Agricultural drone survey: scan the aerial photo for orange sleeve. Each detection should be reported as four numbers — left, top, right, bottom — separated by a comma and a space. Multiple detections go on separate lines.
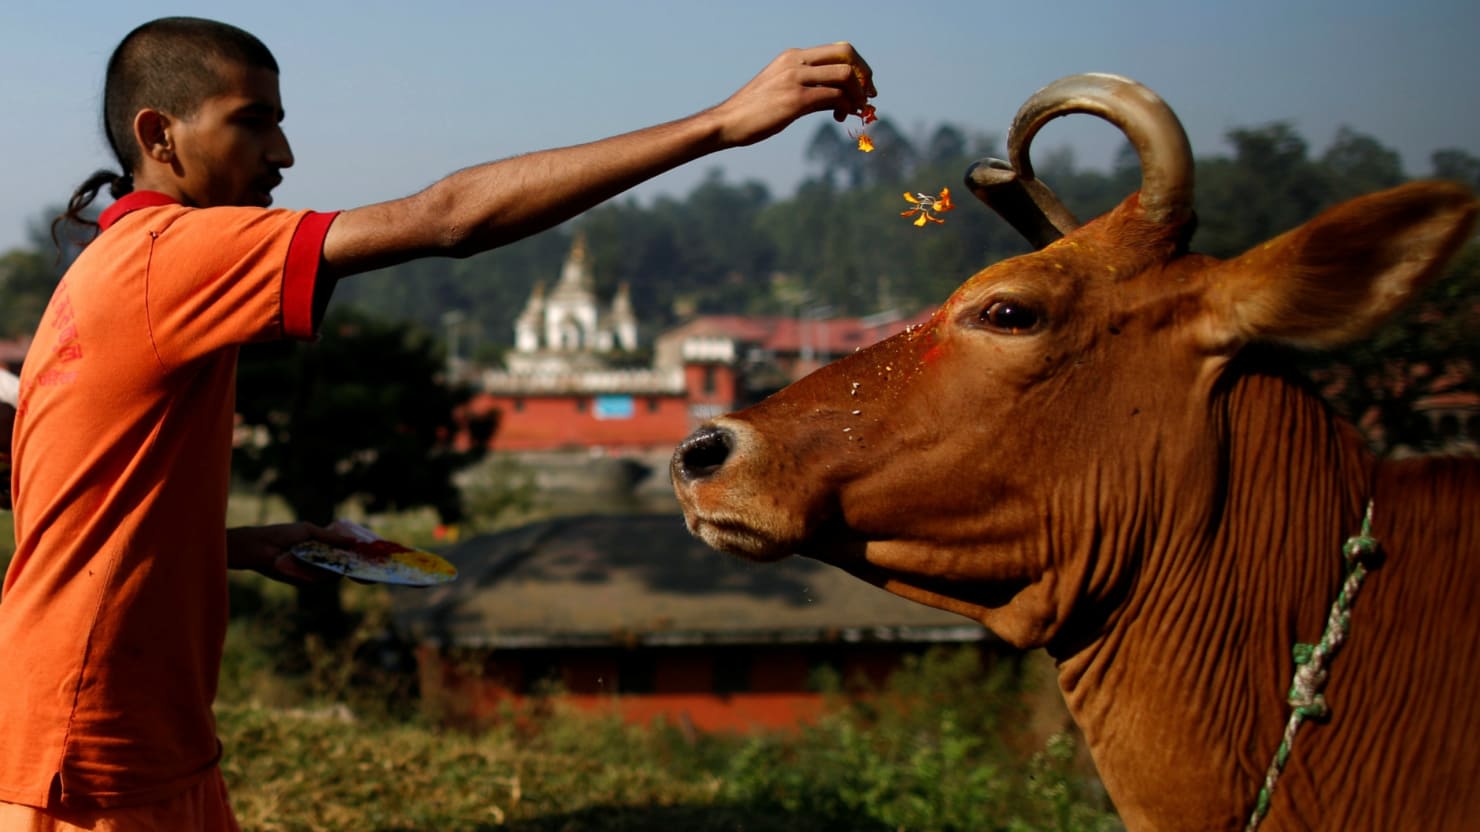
141, 206, 339, 368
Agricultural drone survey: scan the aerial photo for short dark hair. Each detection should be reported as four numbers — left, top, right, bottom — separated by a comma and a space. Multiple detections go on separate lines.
56, 17, 279, 243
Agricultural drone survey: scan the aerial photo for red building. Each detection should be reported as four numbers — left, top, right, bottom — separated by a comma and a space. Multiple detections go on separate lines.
390, 513, 993, 732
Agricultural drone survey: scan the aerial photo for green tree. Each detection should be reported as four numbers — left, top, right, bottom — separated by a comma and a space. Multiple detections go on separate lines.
1193, 122, 1334, 257
1431, 148, 1480, 192
1322, 126, 1406, 200
0, 207, 94, 338
233, 308, 492, 636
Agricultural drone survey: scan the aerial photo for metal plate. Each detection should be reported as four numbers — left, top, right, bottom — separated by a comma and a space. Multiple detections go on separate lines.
289, 522, 457, 586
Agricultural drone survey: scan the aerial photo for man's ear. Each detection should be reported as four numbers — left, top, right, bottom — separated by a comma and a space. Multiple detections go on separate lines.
1199, 181, 1477, 351
132, 108, 175, 165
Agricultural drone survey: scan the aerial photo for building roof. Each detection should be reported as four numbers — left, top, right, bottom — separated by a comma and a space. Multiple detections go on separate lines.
390, 513, 986, 649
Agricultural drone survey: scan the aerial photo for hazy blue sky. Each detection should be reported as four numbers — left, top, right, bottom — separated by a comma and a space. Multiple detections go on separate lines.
2, 0, 1476, 251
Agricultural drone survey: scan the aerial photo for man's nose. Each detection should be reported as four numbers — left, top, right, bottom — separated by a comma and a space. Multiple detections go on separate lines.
270, 128, 295, 168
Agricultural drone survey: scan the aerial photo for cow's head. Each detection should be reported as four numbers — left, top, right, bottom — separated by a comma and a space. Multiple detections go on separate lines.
670, 74, 1477, 649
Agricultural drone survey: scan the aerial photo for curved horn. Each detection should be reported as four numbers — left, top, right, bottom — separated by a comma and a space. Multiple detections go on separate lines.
965, 158, 1080, 249
1010, 72, 1193, 227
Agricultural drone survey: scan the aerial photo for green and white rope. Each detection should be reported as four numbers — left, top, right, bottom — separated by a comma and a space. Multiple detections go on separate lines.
1245, 500, 1380, 831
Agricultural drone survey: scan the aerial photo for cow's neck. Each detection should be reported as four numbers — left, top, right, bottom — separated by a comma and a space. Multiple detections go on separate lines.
1051, 368, 1376, 830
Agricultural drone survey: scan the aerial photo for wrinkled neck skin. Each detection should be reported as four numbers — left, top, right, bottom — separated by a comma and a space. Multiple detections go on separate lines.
1053, 359, 1480, 830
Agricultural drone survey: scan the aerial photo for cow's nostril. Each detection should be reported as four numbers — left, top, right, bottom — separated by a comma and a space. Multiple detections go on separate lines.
675, 426, 734, 481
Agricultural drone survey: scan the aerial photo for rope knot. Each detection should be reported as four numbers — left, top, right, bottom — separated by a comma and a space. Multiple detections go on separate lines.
1288, 685, 1330, 719
1287, 655, 1331, 720
1341, 502, 1382, 567
1291, 642, 1315, 666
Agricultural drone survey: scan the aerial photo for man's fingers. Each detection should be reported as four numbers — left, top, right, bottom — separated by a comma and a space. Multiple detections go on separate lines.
272, 552, 337, 585
795, 42, 875, 96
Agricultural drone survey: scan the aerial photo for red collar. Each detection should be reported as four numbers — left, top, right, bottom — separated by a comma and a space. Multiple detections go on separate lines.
98, 190, 181, 232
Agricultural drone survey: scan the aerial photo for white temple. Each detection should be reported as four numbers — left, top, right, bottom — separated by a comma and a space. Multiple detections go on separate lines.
506, 234, 637, 374
484, 234, 682, 395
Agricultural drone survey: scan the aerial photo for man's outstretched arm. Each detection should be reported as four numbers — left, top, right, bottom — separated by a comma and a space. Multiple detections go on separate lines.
320, 43, 874, 279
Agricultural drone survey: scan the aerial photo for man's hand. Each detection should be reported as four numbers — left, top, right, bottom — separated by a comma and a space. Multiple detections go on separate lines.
712, 42, 877, 148
226, 522, 360, 585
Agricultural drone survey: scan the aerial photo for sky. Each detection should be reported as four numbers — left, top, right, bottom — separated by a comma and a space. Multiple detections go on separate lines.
2, 0, 1477, 251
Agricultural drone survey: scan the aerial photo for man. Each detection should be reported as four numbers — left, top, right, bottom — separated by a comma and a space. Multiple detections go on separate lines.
0, 16, 873, 830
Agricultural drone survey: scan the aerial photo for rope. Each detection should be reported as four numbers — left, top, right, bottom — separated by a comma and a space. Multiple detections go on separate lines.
1245, 500, 1380, 831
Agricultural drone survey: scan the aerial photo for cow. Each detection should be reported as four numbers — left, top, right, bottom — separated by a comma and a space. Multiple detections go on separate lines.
670, 73, 1479, 831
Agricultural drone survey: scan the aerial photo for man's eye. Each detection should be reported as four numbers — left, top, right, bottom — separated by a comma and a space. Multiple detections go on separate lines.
980, 300, 1040, 333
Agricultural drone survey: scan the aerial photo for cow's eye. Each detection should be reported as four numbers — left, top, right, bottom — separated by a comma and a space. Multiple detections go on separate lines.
980, 299, 1040, 333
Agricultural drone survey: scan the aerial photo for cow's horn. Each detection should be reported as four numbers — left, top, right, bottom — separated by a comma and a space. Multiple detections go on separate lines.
965, 158, 1080, 249
1008, 72, 1194, 227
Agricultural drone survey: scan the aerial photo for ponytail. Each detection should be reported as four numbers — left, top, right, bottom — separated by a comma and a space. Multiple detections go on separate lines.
50, 169, 134, 253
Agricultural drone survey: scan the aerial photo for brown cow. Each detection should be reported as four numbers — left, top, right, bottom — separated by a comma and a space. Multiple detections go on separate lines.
671, 74, 1479, 831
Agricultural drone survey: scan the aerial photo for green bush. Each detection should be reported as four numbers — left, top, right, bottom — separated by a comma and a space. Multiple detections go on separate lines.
719, 647, 1122, 831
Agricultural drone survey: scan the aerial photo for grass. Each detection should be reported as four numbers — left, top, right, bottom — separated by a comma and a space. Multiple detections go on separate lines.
216, 674, 1122, 832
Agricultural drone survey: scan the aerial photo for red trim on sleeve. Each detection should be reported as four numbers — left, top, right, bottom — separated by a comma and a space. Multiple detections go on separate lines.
97, 191, 180, 232
281, 211, 339, 340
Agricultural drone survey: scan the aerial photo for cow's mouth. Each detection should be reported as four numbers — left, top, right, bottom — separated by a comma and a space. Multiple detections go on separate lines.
683, 511, 798, 562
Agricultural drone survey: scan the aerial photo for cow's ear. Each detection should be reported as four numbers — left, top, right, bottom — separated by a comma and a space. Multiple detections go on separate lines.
1199, 181, 1477, 351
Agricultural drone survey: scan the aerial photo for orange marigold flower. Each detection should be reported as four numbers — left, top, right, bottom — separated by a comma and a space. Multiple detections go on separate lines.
900, 188, 955, 226
850, 104, 878, 153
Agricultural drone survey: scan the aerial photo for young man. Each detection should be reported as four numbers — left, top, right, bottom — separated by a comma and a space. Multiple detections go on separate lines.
0, 16, 874, 830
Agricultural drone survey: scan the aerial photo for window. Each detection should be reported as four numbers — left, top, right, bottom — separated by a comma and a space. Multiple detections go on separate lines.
618, 652, 655, 694
713, 649, 751, 694
520, 654, 561, 694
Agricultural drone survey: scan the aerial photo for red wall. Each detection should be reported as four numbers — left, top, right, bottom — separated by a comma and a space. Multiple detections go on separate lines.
683, 363, 738, 408
471, 392, 694, 451
416, 644, 931, 733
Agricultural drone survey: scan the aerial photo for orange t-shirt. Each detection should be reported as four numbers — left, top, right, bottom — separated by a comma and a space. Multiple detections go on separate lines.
0, 191, 337, 808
